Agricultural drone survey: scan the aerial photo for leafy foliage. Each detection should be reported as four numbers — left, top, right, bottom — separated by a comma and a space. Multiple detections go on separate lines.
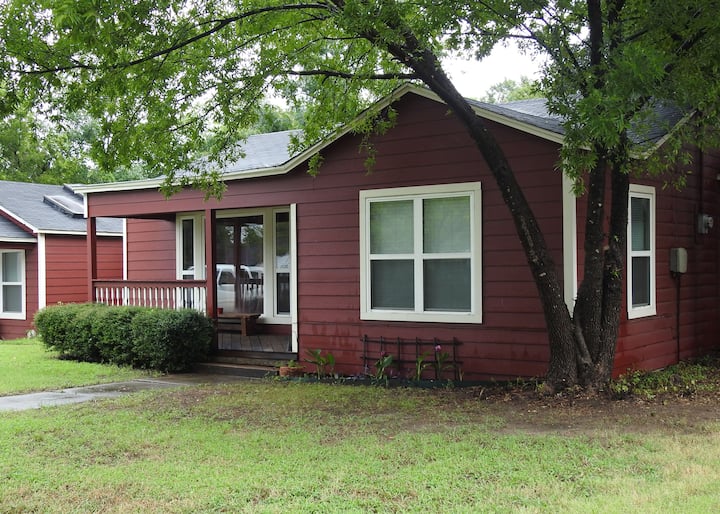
479, 76, 541, 104
35, 303, 212, 372
130, 308, 213, 372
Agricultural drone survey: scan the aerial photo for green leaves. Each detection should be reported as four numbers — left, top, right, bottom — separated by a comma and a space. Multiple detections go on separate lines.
0, 0, 527, 189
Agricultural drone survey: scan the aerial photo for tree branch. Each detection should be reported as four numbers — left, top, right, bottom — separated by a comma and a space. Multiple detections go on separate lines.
286, 69, 416, 80
20, 3, 332, 75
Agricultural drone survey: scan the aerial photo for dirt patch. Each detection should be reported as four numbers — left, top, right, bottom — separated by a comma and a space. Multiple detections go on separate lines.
440, 382, 720, 436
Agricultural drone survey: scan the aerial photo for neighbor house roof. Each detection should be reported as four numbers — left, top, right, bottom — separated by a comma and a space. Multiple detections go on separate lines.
73, 84, 689, 194
0, 181, 123, 240
0, 216, 36, 242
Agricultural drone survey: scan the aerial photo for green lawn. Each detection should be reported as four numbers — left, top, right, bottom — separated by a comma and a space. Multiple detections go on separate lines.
2, 340, 719, 512
1, 377, 719, 512
0, 338, 152, 395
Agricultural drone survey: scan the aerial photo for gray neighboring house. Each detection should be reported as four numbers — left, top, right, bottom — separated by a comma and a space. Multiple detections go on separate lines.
0, 180, 123, 339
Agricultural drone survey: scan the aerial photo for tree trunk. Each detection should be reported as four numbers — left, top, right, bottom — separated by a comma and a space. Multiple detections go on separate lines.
387, 48, 579, 388
368, 16, 628, 391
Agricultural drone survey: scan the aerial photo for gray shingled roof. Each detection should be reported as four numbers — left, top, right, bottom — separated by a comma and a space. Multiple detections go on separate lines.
176, 130, 300, 179
213, 100, 683, 179
0, 216, 35, 242
0, 181, 122, 236
221, 130, 300, 174
470, 97, 686, 146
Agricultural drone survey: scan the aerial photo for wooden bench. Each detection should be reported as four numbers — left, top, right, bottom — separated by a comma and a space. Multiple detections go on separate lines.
217, 313, 261, 336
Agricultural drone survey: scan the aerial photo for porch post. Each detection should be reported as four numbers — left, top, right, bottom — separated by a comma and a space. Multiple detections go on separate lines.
205, 209, 216, 316
86, 216, 98, 302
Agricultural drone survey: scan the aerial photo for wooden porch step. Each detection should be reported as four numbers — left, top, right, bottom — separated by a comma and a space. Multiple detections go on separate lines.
194, 361, 279, 379
211, 352, 296, 367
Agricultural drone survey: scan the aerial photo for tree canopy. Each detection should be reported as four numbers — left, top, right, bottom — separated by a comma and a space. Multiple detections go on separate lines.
1, 0, 719, 389
479, 76, 541, 104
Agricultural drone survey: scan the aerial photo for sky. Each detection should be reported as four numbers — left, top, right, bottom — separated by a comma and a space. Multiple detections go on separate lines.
443, 44, 544, 100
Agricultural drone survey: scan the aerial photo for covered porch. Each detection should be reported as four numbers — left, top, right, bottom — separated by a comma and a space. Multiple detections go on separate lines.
85, 205, 297, 360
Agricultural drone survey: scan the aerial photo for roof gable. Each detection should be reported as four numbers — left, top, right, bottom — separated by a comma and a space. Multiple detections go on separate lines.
74, 84, 688, 194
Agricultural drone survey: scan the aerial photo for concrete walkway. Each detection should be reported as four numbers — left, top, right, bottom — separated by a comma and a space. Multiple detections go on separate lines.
0, 374, 247, 412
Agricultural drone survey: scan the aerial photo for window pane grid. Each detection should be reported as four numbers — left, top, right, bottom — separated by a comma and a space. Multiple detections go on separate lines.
0, 251, 24, 316
368, 192, 474, 315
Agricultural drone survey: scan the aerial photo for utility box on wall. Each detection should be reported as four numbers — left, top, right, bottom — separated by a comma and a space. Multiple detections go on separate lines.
670, 247, 688, 274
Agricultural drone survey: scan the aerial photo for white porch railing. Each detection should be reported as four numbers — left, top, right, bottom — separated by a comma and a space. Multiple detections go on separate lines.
93, 280, 207, 314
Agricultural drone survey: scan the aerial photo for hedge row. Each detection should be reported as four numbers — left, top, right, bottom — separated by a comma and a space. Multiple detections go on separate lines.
34, 303, 213, 372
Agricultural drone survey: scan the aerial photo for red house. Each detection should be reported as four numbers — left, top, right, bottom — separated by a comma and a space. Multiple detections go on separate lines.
0, 181, 123, 340
76, 85, 719, 380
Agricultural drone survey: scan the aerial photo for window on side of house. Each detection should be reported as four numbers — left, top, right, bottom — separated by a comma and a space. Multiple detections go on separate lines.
360, 182, 482, 323
627, 185, 656, 319
0, 250, 25, 319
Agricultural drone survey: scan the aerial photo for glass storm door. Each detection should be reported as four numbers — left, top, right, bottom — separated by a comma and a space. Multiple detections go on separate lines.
215, 216, 264, 314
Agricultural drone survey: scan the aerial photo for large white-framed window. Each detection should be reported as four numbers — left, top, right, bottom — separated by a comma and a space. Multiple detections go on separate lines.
360, 182, 482, 323
627, 184, 656, 319
215, 207, 293, 324
0, 250, 25, 319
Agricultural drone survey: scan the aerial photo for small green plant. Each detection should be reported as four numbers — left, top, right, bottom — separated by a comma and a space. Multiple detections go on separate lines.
305, 348, 336, 378
433, 345, 453, 380
413, 351, 431, 381
373, 352, 393, 385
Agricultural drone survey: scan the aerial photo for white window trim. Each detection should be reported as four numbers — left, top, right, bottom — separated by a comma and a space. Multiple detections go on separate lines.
627, 184, 656, 319
215, 207, 292, 325
360, 182, 482, 324
176, 213, 206, 280
0, 249, 26, 320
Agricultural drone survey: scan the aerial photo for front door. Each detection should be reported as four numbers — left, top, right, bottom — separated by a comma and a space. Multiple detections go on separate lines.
214, 209, 294, 355
216, 215, 265, 314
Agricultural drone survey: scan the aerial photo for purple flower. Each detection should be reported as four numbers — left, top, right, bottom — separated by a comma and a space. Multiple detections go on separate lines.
435, 345, 442, 353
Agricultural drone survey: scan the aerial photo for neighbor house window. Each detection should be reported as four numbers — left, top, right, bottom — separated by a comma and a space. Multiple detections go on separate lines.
0, 250, 25, 319
627, 185, 656, 319
360, 182, 482, 323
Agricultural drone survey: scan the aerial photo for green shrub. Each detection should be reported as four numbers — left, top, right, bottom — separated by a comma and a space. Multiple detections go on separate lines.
35, 304, 212, 372
35, 303, 105, 360
131, 309, 213, 372
92, 306, 144, 366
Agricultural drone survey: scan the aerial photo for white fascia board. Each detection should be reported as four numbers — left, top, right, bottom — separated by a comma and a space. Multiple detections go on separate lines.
35, 229, 122, 237
0, 237, 36, 244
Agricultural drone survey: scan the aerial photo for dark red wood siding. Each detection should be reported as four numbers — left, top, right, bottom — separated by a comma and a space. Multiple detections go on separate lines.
45, 235, 123, 305
85, 94, 720, 379
87, 94, 566, 380
614, 150, 720, 374
126, 218, 176, 280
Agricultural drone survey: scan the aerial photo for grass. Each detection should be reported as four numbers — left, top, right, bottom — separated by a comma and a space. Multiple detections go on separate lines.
1, 342, 719, 512
1, 378, 720, 512
0, 338, 152, 395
